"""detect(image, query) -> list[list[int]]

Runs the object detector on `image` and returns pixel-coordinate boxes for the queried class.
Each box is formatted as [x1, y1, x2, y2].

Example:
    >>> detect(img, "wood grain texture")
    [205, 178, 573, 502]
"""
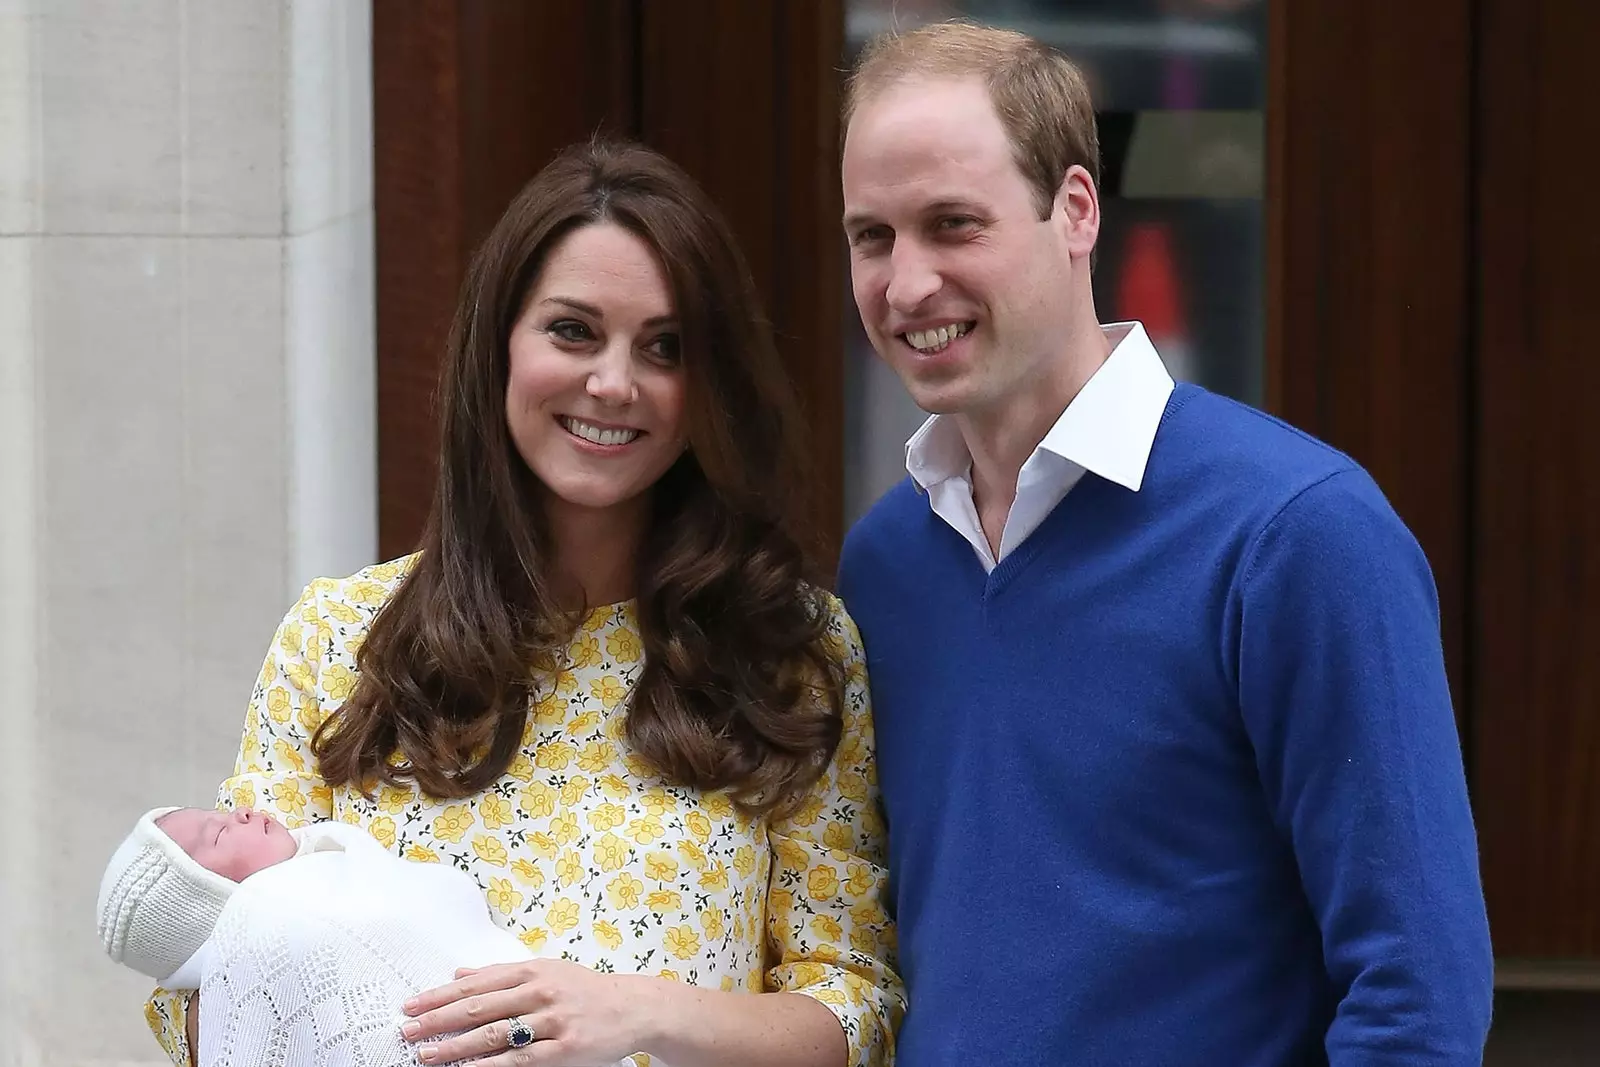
[1265, 0, 1473, 707]
[772, 0, 848, 573]
[373, 1, 466, 560]
[1471, 0, 1600, 959]
[458, 1, 637, 250]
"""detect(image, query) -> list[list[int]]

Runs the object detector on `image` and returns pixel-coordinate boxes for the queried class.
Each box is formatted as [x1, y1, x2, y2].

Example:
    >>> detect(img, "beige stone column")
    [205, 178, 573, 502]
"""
[0, 3, 374, 1063]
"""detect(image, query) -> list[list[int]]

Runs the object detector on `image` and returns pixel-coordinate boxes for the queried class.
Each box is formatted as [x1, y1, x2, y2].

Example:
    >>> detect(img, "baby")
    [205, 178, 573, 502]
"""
[96, 807, 553, 1067]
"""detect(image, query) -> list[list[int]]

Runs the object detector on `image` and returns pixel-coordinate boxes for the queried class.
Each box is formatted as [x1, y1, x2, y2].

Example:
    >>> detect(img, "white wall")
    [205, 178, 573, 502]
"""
[0, 3, 375, 1063]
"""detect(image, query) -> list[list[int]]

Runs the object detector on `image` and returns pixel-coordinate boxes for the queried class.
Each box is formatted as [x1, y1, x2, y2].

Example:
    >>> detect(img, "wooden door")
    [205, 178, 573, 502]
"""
[1470, 0, 1600, 960]
[1266, 0, 1473, 707]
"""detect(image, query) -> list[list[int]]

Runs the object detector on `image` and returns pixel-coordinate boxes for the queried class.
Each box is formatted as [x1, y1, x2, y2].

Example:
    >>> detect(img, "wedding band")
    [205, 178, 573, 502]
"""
[505, 1016, 536, 1049]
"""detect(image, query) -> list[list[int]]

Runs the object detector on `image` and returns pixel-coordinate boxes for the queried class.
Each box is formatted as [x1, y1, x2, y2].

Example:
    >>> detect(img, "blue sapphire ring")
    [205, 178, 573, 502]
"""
[505, 1016, 536, 1049]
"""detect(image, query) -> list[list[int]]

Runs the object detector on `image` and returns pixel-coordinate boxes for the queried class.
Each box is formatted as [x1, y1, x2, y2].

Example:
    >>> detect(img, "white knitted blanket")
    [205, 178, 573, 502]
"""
[190, 823, 627, 1067]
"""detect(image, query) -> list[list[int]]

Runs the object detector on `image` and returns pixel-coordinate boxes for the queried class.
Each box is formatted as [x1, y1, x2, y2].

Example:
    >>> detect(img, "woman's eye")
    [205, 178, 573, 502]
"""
[546, 319, 594, 344]
[645, 334, 681, 364]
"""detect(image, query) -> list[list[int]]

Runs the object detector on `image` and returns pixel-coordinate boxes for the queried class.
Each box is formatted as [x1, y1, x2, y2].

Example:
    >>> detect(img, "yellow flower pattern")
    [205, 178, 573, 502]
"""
[431, 804, 474, 843]
[665, 925, 702, 960]
[607, 872, 644, 910]
[479, 792, 514, 830]
[594, 832, 629, 872]
[472, 834, 510, 867]
[486, 878, 523, 916]
[547, 897, 581, 934]
[646, 889, 684, 913]
[369, 816, 397, 849]
[595, 920, 624, 950]
[144, 557, 902, 1067]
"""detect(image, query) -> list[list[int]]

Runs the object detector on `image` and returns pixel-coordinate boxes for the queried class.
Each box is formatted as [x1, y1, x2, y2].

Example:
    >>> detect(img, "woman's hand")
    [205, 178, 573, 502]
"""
[401, 960, 668, 1065]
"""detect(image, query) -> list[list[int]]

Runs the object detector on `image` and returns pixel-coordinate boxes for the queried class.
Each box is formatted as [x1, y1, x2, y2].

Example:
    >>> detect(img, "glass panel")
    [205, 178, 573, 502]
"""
[841, 0, 1269, 524]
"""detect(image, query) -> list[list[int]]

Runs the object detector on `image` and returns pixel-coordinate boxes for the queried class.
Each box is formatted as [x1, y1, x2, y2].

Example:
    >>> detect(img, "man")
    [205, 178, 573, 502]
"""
[835, 21, 1493, 1067]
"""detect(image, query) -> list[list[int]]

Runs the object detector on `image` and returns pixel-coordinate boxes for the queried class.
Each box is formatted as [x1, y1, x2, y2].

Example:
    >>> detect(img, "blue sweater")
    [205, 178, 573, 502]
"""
[837, 385, 1493, 1066]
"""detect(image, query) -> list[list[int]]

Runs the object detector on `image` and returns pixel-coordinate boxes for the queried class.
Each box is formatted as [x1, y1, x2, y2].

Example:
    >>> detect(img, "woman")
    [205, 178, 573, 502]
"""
[144, 140, 902, 1067]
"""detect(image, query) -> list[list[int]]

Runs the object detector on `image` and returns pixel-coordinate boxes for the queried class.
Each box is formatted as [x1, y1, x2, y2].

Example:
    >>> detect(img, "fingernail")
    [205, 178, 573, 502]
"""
[403, 998, 419, 1014]
[401, 1020, 420, 1039]
[417, 1046, 438, 1064]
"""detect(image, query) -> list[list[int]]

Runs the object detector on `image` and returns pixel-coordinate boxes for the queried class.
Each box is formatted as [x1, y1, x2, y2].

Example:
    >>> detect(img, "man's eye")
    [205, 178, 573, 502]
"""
[938, 216, 978, 231]
[851, 226, 890, 247]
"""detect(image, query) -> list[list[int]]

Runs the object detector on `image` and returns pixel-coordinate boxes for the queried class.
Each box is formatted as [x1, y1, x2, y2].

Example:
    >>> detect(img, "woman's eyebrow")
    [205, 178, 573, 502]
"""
[541, 295, 676, 328]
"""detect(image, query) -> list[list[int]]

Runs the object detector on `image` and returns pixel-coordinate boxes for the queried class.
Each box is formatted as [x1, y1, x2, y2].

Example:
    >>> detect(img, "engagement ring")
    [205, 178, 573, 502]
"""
[505, 1016, 536, 1049]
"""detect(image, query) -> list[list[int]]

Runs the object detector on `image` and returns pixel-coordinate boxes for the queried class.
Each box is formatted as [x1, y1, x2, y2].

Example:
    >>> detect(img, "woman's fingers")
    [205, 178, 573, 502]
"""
[403, 987, 536, 1042]
[404, 963, 528, 1017]
[414, 1011, 555, 1065]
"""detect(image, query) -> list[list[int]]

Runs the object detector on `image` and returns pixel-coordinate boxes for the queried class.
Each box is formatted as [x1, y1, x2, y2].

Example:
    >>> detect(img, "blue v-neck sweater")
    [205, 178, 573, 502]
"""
[838, 385, 1492, 1066]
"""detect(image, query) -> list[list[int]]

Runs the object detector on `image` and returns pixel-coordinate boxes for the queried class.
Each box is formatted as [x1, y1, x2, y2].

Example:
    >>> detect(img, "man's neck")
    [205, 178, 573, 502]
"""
[958, 324, 1113, 552]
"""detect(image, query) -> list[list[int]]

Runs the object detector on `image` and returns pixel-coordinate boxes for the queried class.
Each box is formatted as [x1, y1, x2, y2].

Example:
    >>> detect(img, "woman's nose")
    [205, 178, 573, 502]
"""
[586, 345, 639, 405]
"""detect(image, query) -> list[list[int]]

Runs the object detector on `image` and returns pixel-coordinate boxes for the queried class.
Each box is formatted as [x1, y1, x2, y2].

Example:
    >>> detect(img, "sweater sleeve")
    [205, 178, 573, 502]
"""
[764, 597, 905, 1067]
[142, 580, 338, 1064]
[1236, 470, 1493, 1064]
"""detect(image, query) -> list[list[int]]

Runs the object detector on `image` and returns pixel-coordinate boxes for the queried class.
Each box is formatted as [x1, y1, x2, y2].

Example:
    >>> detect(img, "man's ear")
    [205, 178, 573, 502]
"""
[1054, 164, 1101, 261]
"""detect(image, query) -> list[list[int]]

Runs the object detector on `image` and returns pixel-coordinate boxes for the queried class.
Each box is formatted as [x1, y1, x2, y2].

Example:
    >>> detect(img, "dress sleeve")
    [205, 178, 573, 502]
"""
[142, 580, 339, 1063]
[764, 597, 905, 1067]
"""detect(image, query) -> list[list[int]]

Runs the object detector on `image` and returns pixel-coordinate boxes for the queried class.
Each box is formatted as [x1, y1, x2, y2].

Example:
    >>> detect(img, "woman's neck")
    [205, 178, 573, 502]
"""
[542, 494, 650, 609]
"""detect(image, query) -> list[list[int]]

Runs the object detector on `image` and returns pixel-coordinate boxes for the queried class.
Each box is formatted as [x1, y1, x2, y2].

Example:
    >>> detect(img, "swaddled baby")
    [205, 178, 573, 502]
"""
[95, 806, 571, 1067]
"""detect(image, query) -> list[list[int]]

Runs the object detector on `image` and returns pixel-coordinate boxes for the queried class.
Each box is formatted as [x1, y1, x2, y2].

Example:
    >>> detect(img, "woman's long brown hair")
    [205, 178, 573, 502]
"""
[313, 141, 845, 816]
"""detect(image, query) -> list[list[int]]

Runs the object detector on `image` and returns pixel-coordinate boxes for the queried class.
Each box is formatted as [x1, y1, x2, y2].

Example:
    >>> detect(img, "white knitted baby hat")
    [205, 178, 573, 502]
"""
[96, 806, 238, 982]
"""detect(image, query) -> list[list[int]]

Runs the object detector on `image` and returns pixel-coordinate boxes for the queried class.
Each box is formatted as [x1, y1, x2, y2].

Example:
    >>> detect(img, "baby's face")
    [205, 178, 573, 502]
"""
[158, 807, 297, 881]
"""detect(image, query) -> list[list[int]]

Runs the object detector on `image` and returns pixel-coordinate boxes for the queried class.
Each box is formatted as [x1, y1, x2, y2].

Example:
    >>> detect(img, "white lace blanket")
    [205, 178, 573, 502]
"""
[192, 824, 545, 1067]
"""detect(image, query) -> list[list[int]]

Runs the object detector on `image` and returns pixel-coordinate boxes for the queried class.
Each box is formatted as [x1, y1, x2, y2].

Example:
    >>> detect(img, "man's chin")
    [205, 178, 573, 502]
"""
[879, 358, 961, 411]
[903, 377, 975, 416]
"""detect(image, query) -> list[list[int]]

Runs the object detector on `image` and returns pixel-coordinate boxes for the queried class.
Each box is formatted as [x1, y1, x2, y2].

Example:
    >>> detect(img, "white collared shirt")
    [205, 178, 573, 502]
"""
[904, 321, 1176, 572]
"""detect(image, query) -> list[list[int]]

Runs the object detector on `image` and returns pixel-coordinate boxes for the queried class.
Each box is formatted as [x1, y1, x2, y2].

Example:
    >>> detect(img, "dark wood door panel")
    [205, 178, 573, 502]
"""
[1266, 0, 1473, 707]
[1471, 0, 1600, 959]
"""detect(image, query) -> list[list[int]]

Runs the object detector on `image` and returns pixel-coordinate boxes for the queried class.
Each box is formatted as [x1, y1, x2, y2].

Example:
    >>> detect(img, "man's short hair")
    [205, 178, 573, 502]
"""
[844, 20, 1100, 220]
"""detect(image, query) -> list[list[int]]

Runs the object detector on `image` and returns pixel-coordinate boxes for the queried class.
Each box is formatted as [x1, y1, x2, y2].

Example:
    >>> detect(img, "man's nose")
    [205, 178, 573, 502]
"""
[885, 242, 941, 312]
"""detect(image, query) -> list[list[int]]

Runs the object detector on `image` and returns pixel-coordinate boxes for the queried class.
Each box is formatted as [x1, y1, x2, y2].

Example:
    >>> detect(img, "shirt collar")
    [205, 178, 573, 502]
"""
[904, 321, 1176, 492]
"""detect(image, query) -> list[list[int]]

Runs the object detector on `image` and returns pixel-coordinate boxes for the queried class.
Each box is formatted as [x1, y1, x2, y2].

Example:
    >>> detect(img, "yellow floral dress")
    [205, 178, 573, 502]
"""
[145, 556, 903, 1067]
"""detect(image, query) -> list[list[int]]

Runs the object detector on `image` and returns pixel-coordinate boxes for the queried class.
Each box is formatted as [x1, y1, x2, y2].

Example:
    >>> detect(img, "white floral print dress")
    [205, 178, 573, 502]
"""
[144, 556, 903, 1067]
